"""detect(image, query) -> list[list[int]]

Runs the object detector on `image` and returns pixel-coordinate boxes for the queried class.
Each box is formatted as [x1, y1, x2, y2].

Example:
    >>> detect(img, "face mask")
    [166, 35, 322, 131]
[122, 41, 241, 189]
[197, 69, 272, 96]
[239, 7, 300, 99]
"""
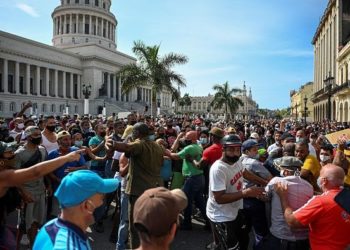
[17, 123, 24, 129]
[30, 136, 42, 145]
[295, 137, 301, 143]
[74, 140, 84, 147]
[46, 125, 56, 132]
[86, 199, 97, 215]
[225, 155, 240, 164]
[317, 177, 323, 190]
[100, 131, 106, 137]
[200, 138, 208, 145]
[148, 135, 155, 141]
[319, 155, 330, 163]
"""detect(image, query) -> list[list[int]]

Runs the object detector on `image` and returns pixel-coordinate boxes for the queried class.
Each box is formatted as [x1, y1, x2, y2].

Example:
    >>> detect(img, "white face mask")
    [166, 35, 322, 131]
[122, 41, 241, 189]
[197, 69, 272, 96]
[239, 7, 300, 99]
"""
[319, 155, 331, 163]
[295, 137, 301, 143]
[17, 123, 24, 129]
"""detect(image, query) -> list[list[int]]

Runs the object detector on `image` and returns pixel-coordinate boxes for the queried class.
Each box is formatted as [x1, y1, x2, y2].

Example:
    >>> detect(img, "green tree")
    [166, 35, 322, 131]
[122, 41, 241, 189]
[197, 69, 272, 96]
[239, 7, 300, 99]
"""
[210, 81, 243, 121]
[178, 93, 192, 112]
[118, 40, 188, 116]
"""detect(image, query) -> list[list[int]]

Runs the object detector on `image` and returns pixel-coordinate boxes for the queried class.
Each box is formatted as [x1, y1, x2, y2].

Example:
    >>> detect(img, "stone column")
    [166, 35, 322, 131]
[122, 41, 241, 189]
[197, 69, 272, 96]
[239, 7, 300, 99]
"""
[77, 75, 81, 99]
[63, 14, 66, 34]
[26, 63, 30, 95]
[83, 14, 85, 34]
[45, 68, 50, 96]
[101, 18, 104, 37]
[3, 59, 8, 93]
[89, 15, 92, 35]
[15, 61, 19, 94]
[113, 74, 116, 100]
[70, 14, 72, 33]
[62, 71, 66, 98]
[95, 16, 98, 35]
[54, 69, 58, 97]
[107, 22, 110, 39]
[36, 66, 40, 96]
[118, 77, 122, 101]
[107, 73, 111, 98]
[70, 73, 74, 98]
[53, 17, 55, 36]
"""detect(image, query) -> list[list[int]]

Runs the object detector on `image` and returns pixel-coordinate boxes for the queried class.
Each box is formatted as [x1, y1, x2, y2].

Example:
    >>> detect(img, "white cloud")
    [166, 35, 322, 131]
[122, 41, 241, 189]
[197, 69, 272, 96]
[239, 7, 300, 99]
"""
[16, 3, 39, 17]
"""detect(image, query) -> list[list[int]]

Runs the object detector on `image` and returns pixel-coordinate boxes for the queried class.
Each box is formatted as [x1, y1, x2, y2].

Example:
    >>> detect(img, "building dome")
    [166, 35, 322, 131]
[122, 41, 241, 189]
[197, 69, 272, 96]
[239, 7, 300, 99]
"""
[52, 0, 117, 50]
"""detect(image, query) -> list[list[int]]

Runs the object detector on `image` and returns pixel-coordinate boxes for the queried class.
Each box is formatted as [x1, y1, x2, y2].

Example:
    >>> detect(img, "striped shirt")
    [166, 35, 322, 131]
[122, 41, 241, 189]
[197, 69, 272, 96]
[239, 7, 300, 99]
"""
[33, 218, 91, 250]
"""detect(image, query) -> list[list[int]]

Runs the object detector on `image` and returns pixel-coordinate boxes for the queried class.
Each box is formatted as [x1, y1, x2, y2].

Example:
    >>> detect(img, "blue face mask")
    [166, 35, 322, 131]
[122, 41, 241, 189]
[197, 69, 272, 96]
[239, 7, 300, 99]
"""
[200, 137, 208, 145]
[74, 140, 83, 148]
[148, 135, 155, 141]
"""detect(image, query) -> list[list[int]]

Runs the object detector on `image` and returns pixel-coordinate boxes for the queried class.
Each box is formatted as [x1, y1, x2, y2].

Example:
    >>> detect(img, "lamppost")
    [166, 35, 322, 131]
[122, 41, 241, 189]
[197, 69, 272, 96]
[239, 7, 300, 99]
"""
[82, 84, 91, 115]
[303, 96, 308, 125]
[324, 72, 334, 121]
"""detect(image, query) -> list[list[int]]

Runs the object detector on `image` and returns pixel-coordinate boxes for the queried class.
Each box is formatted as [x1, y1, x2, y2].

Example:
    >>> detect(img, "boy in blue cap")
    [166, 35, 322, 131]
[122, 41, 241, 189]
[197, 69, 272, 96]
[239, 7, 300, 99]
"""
[33, 170, 119, 250]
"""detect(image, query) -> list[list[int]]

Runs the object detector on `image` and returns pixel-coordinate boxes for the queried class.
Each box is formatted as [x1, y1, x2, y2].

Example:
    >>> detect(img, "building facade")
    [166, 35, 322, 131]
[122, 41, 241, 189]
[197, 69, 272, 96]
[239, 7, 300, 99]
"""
[312, 0, 350, 122]
[0, 0, 173, 118]
[177, 82, 258, 120]
[290, 82, 314, 122]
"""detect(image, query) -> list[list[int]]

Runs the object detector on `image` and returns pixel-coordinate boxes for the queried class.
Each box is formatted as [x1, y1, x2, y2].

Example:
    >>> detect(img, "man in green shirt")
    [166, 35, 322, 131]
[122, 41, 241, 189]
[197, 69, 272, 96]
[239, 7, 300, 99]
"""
[166, 131, 209, 230]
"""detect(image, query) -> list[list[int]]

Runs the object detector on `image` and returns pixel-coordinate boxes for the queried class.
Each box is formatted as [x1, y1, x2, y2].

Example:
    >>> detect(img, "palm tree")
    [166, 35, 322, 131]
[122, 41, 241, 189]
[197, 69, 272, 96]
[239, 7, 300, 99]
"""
[178, 93, 192, 112]
[210, 81, 243, 121]
[118, 40, 188, 116]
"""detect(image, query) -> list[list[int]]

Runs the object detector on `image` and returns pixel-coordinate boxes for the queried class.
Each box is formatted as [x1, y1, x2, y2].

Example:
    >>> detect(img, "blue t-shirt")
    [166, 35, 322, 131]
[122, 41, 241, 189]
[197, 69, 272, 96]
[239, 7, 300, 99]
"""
[47, 147, 86, 189]
[33, 218, 91, 250]
[88, 135, 106, 171]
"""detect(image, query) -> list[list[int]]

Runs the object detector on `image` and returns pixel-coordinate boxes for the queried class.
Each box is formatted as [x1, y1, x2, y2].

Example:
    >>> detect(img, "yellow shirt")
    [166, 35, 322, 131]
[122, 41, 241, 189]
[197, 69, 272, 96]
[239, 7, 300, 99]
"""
[302, 154, 321, 189]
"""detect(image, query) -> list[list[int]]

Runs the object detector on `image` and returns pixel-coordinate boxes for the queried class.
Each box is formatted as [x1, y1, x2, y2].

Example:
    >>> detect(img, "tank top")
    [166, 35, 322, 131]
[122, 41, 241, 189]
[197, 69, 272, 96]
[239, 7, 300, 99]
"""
[41, 133, 59, 154]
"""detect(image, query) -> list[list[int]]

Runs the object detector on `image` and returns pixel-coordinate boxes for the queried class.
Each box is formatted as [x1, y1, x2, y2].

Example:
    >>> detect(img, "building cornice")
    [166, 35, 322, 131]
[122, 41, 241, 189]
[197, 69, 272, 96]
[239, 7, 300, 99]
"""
[312, 0, 336, 45]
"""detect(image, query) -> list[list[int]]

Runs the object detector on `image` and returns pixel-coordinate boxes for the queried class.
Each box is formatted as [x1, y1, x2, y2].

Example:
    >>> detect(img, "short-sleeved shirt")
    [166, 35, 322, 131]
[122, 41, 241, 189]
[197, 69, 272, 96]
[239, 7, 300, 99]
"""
[294, 189, 350, 250]
[14, 145, 47, 195]
[302, 154, 321, 188]
[125, 139, 164, 197]
[206, 159, 244, 222]
[241, 154, 271, 188]
[178, 144, 203, 177]
[47, 147, 86, 190]
[265, 176, 313, 241]
[88, 135, 106, 171]
[33, 218, 91, 250]
[202, 143, 223, 167]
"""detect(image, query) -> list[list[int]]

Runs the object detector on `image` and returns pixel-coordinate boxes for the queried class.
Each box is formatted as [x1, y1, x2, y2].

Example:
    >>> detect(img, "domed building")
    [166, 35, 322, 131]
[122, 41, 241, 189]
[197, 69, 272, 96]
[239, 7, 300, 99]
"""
[0, 0, 173, 117]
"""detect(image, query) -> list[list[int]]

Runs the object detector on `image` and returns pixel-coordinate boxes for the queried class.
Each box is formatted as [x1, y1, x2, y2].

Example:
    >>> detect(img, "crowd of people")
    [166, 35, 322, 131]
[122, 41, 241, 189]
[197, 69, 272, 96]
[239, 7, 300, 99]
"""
[0, 103, 350, 250]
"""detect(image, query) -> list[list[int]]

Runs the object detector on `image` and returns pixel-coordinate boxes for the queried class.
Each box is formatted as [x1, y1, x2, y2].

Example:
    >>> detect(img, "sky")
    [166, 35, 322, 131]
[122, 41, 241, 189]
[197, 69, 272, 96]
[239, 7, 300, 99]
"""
[0, 0, 329, 109]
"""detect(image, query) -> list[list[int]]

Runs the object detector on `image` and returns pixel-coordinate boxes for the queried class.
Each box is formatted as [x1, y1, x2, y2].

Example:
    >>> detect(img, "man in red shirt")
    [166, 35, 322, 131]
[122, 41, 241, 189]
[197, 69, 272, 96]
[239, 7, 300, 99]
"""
[275, 164, 350, 250]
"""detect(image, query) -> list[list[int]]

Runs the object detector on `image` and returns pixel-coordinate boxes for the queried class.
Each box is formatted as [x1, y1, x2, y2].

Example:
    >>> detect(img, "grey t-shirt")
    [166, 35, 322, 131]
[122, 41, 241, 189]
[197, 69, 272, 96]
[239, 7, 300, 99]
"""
[15, 145, 47, 195]
[241, 154, 271, 188]
[265, 176, 313, 241]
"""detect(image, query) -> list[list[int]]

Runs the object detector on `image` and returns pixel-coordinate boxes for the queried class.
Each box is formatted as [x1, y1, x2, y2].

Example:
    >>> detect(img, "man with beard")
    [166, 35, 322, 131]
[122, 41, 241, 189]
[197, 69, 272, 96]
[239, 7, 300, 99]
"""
[207, 134, 265, 250]
[14, 126, 48, 246]
[41, 116, 59, 154]
[33, 170, 119, 250]
[122, 113, 137, 140]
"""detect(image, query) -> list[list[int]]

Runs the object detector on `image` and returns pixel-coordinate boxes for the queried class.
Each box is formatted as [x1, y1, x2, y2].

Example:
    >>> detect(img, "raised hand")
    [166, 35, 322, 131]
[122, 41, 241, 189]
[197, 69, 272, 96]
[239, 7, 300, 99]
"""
[63, 149, 85, 162]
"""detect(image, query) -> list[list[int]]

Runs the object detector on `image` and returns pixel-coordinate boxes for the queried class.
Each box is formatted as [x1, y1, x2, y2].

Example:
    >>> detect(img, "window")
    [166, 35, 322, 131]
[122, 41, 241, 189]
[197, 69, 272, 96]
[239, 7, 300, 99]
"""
[8, 75, 14, 93]
[9, 102, 16, 112]
[85, 0, 89, 4]
[85, 24, 89, 34]
[0, 102, 3, 111]
[60, 104, 65, 112]
[103, 2, 106, 9]
[42, 104, 47, 113]
[30, 78, 34, 95]
[85, 38, 89, 43]
[95, 0, 99, 6]
[51, 104, 56, 113]
[67, 0, 70, 3]
[75, 105, 78, 113]
[66, 24, 70, 33]
[72, 37, 75, 43]
[75, 0, 79, 3]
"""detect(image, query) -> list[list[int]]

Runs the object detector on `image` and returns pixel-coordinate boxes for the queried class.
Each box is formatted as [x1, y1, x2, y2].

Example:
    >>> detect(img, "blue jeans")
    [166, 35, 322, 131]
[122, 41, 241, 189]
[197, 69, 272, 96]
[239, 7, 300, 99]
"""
[116, 192, 129, 250]
[182, 174, 207, 226]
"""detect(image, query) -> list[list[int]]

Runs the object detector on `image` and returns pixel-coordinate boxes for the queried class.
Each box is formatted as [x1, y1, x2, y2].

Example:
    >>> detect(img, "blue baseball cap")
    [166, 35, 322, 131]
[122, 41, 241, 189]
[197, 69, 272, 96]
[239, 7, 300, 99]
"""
[55, 170, 119, 208]
[242, 139, 259, 152]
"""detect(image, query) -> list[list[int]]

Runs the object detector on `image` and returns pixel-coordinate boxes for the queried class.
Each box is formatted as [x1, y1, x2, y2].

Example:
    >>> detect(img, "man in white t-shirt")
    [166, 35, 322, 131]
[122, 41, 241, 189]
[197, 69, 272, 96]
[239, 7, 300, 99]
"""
[206, 134, 266, 250]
